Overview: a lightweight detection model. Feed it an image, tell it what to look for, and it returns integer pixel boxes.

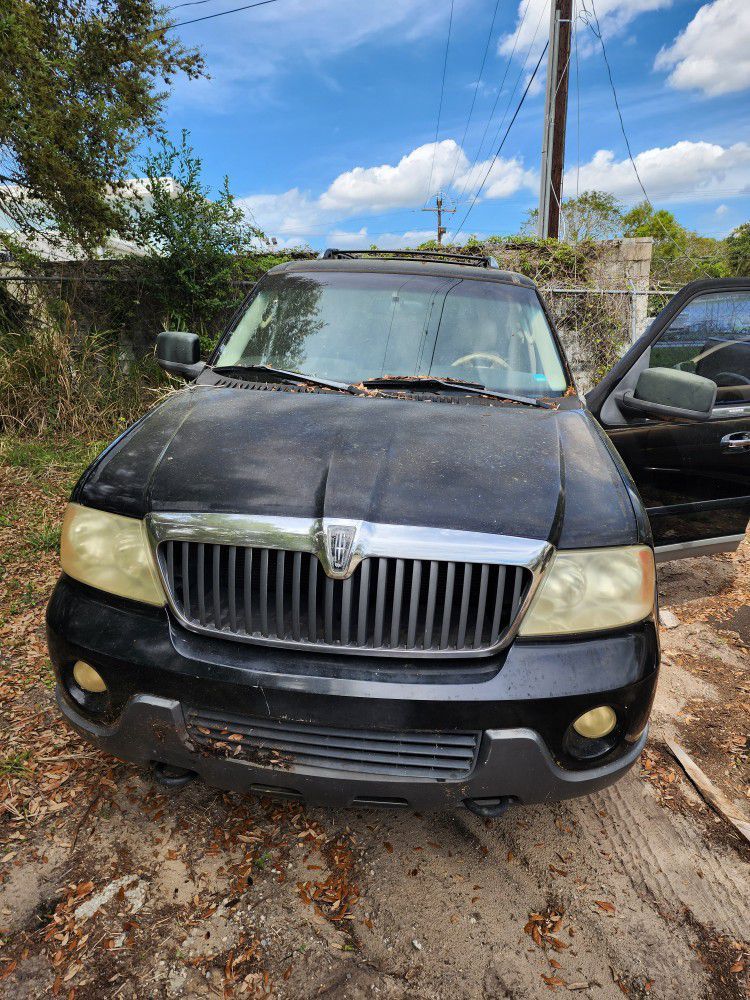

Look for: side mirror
[619,367,717,422]
[156,330,204,380]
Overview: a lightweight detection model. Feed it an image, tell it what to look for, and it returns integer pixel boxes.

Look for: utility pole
[422,192,455,245]
[538,0,573,239]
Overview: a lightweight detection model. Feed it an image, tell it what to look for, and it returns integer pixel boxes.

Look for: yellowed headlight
[61,503,165,606]
[519,545,655,637]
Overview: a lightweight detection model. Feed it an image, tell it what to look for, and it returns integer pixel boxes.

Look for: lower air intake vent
[186,709,481,780]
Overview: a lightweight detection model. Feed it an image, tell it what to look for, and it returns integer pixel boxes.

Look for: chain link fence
[543,287,677,393]
[0,271,678,408]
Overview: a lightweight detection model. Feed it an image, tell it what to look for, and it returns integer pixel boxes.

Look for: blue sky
[159,0,750,248]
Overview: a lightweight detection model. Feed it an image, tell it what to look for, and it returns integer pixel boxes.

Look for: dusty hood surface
[75,386,638,547]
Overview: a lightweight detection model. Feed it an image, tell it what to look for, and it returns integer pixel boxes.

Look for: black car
[47,251,750,816]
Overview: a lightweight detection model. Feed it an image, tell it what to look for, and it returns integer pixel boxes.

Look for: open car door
[587,278,750,561]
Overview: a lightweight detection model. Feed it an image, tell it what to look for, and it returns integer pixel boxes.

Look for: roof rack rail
[319,248,500,269]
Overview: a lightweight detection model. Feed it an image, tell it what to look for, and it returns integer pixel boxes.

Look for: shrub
[125,131,266,350]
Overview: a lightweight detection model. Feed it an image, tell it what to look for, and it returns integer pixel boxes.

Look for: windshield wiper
[360,375,553,408]
[213,364,357,393]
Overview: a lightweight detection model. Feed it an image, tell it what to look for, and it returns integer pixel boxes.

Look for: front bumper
[48,576,658,810]
[57,688,648,809]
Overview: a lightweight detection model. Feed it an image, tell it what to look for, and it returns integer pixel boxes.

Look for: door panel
[605,415,750,546]
[587,279,750,552]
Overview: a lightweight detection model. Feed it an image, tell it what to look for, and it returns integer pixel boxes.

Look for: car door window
[649,290,750,406]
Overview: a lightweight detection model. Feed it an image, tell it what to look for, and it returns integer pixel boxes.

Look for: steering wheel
[713,372,750,386]
[451,351,509,369]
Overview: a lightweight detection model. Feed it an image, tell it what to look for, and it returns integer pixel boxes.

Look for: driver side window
[650,290,750,405]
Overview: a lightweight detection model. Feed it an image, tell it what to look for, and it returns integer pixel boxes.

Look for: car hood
[75,386,639,547]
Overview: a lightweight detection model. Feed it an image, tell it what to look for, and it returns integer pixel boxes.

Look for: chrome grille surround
[148,514,552,658]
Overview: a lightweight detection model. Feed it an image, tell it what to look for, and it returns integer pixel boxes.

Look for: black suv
[47,251,750,815]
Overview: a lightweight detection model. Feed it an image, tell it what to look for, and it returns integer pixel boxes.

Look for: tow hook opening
[150,761,198,789]
[463,795,518,818]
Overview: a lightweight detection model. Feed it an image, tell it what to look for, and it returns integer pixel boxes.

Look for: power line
[425,0,456,204]
[450,39,549,242]
[581,3,647,207]
[455,0,550,211]
[446,0,503,192]
[453,0,535,208]
[582,0,711,276]
[482,0,550,175]
[166,0,223,12]
[162,0,285,31]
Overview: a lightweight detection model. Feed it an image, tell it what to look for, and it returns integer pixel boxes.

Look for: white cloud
[320,141,466,214]
[565,141,750,203]
[456,156,537,201]
[715,203,728,217]
[244,137,749,246]
[240,188,324,237]
[468,79,497,97]
[655,0,750,97]
[524,69,544,98]
[498,0,671,62]
[239,140,537,243]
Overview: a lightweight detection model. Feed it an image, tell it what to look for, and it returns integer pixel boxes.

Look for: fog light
[573,706,616,739]
[72,660,107,693]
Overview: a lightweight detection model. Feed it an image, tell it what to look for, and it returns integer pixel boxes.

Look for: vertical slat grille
[196,543,206,626]
[243,548,253,634]
[357,560,370,646]
[181,541,190,619]
[259,550,269,634]
[291,552,301,640]
[227,546,237,632]
[341,577,352,646]
[406,560,421,649]
[161,541,531,656]
[308,554,317,641]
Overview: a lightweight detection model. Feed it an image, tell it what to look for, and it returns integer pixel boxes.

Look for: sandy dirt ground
[0,451,748,999]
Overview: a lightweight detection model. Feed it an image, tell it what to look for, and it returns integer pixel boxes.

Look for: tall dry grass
[0,315,167,439]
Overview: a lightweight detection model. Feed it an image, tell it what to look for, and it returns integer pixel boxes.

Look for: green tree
[726,222,750,276]
[128,131,266,339]
[622,201,686,285]
[521,190,624,243]
[622,201,687,254]
[0,0,204,252]
[623,201,727,284]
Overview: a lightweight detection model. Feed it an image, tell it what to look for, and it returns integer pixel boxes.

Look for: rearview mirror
[619,367,717,422]
[156,330,203,380]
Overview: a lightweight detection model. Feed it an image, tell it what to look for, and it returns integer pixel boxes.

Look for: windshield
[214,270,568,397]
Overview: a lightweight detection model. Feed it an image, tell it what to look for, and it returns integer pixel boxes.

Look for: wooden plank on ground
[666,739,750,845]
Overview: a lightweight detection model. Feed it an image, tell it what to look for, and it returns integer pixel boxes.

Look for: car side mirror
[156,330,204,380]
[618,367,717,422]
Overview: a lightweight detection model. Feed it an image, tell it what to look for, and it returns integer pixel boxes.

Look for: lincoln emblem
[326,524,356,574]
